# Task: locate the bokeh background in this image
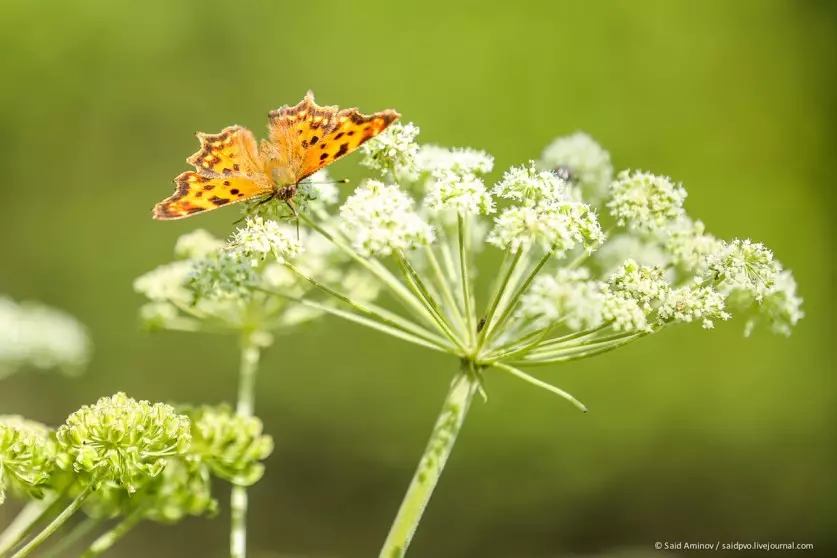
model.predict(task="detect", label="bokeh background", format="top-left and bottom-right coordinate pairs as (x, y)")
top-left (1, 0), bottom-right (834, 557)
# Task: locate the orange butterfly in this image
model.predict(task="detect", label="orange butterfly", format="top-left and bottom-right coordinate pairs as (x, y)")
top-left (153, 91), bottom-right (400, 220)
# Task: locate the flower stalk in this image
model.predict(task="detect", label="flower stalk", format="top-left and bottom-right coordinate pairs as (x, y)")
top-left (10, 484), bottom-right (96, 558)
top-left (230, 331), bottom-right (262, 558)
top-left (378, 365), bottom-right (480, 558)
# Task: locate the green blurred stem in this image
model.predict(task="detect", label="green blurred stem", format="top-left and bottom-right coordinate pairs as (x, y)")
top-left (0, 491), bottom-right (63, 556)
top-left (379, 365), bottom-right (479, 558)
top-left (231, 332), bottom-right (262, 558)
top-left (42, 516), bottom-right (99, 558)
top-left (10, 484), bottom-right (96, 558)
top-left (80, 508), bottom-right (143, 557)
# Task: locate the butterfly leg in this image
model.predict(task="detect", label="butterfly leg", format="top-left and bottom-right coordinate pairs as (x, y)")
top-left (232, 194), bottom-right (276, 225)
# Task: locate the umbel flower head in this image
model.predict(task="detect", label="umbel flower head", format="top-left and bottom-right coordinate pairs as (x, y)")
top-left (135, 202), bottom-right (381, 336)
top-left (183, 122), bottom-right (802, 411)
top-left (0, 296), bottom-right (91, 379)
top-left (185, 404), bottom-right (274, 487)
top-left (56, 393), bottom-right (191, 493)
top-left (77, 403), bottom-right (272, 524)
top-left (0, 416), bottom-right (56, 504)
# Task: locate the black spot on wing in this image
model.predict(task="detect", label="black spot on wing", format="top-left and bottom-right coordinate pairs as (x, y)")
top-left (334, 143), bottom-right (349, 158)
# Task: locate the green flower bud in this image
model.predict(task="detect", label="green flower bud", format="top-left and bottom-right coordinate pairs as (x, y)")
top-left (0, 416), bottom-right (56, 503)
top-left (56, 393), bottom-right (191, 493)
top-left (185, 405), bottom-right (273, 486)
top-left (141, 458), bottom-right (218, 523)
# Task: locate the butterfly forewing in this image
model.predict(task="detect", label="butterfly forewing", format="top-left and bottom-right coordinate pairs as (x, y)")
top-left (153, 172), bottom-right (271, 220)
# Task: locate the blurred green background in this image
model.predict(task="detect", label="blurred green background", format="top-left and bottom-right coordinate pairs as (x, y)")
top-left (1, 0), bottom-right (835, 556)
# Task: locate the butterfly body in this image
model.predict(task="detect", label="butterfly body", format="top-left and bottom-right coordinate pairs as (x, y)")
top-left (153, 92), bottom-right (399, 220)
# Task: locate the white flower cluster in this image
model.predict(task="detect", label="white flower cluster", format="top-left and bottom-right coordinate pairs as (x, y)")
top-left (519, 269), bottom-right (651, 333)
top-left (415, 145), bottom-right (494, 177)
top-left (174, 229), bottom-right (225, 260)
top-left (659, 284), bottom-right (731, 330)
top-left (518, 269), bottom-right (608, 331)
top-left (487, 200), bottom-right (606, 255)
top-left (539, 132), bottom-right (613, 203)
top-left (594, 234), bottom-right (671, 276)
top-left (608, 259), bottom-right (670, 311)
top-left (744, 270), bottom-right (803, 337)
top-left (228, 217), bottom-right (301, 263)
top-left (519, 258), bottom-right (735, 333)
top-left (424, 171), bottom-right (494, 215)
top-left (608, 170), bottom-right (687, 232)
top-left (135, 226), bottom-right (348, 333)
top-left (705, 239), bottom-right (780, 302)
top-left (492, 161), bottom-right (574, 204)
top-left (360, 122), bottom-right (421, 178)
top-left (0, 297), bottom-right (91, 378)
top-left (663, 218), bottom-right (724, 274)
top-left (418, 145), bottom-right (496, 216)
top-left (340, 180), bottom-right (434, 257)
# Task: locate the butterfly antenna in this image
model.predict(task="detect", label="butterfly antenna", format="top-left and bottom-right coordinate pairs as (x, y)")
top-left (306, 178), bottom-right (350, 185)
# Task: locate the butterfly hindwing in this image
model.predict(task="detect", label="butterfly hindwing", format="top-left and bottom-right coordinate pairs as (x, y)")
top-left (153, 172), bottom-right (270, 220)
top-left (267, 91), bottom-right (399, 181)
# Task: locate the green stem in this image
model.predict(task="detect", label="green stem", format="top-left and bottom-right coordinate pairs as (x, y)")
top-left (514, 333), bottom-right (647, 365)
top-left (10, 484), bottom-right (96, 558)
top-left (492, 362), bottom-right (587, 412)
top-left (278, 294), bottom-right (452, 353)
top-left (44, 516), bottom-right (99, 558)
top-left (457, 214), bottom-right (476, 347)
top-left (231, 332), bottom-right (261, 558)
top-left (0, 492), bottom-right (63, 556)
top-left (378, 366), bottom-right (480, 558)
top-left (487, 249), bottom-right (553, 341)
top-left (265, 264), bottom-right (454, 351)
top-left (79, 508), bottom-right (143, 558)
top-left (423, 245), bottom-right (467, 335)
top-left (298, 214), bottom-right (438, 329)
top-left (475, 248), bottom-right (523, 352)
top-left (395, 253), bottom-right (468, 353)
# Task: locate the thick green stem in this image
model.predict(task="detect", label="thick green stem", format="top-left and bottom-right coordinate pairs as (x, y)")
top-left (10, 484), bottom-right (96, 558)
top-left (379, 367), bottom-right (480, 558)
top-left (231, 333), bottom-right (261, 558)
top-left (0, 492), bottom-right (62, 556)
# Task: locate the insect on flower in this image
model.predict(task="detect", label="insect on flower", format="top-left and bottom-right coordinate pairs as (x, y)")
top-left (152, 92), bottom-right (400, 220)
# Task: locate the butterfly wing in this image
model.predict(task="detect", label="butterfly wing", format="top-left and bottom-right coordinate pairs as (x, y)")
top-left (267, 91), bottom-right (400, 182)
top-left (153, 172), bottom-right (272, 220)
top-left (154, 126), bottom-right (272, 220)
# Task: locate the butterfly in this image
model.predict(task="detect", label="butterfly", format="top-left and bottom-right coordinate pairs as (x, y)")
top-left (152, 91), bottom-right (400, 220)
